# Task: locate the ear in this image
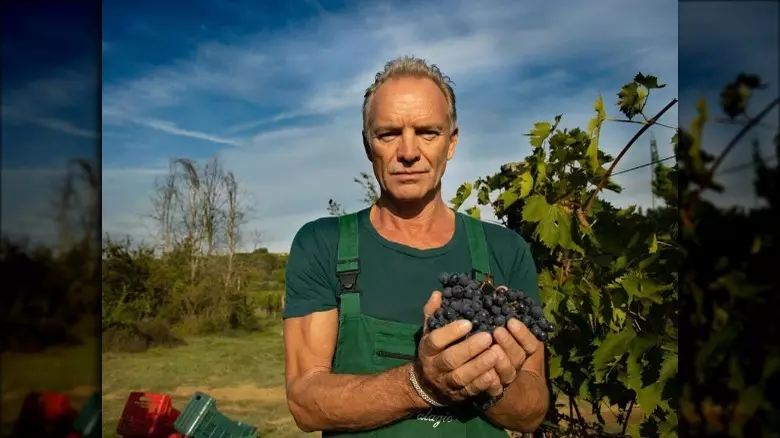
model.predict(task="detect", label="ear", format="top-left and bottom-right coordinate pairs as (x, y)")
top-left (362, 130), bottom-right (373, 161)
top-left (447, 125), bottom-right (459, 161)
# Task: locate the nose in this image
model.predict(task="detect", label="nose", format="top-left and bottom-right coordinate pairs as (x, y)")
top-left (397, 130), bottom-right (421, 164)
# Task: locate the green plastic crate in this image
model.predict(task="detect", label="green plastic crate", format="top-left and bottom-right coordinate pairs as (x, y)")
top-left (73, 391), bottom-right (101, 438)
top-left (174, 392), bottom-right (257, 438)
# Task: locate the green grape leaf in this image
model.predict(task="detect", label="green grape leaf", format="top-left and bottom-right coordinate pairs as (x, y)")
top-left (465, 206), bottom-right (481, 219)
top-left (634, 73), bottom-right (666, 90)
top-left (637, 381), bottom-right (663, 416)
top-left (617, 82), bottom-right (644, 120)
top-left (586, 94), bottom-right (606, 170)
top-left (617, 274), bottom-right (664, 304)
top-left (625, 423), bottom-right (641, 438)
top-left (659, 351), bottom-right (677, 382)
top-left (450, 182), bottom-right (472, 211)
top-left (526, 121), bottom-right (552, 147)
top-left (477, 185), bottom-right (491, 205)
top-left (498, 190), bottom-right (519, 210)
top-left (660, 412), bottom-right (678, 437)
top-left (522, 195), bottom-right (574, 250)
top-left (548, 355), bottom-right (563, 379)
top-left (648, 233), bottom-right (658, 254)
top-left (517, 172), bottom-right (534, 198)
top-left (592, 325), bottom-right (636, 371)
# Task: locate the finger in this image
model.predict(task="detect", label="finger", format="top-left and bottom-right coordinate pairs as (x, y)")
top-left (489, 343), bottom-right (517, 386)
top-left (493, 326), bottom-right (527, 371)
top-left (507, 318), bottom-right (541, 357)
top-left (447, 348), bottom-right (498, 388)
top-left (423, 291), bottom-right (442, 319)
top-left (422, 291), bottom-right (443, 335)
top-left (462, 369), bottom-right (501, 397)
top-left (434, 332), bottom-right (492, 371)
top-left (422, 319), bottom-right (472, 354)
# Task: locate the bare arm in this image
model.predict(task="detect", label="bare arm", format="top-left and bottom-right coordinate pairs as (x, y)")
top-left (284, 309), bottom-right (430, 433)
top-left (483, 340), bottom-right (549, 433)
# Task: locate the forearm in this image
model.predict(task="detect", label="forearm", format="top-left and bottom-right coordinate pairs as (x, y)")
top-left (287, 363), bottom-right (430, 432)
top-left (485, 370), bottom-right (549, 432)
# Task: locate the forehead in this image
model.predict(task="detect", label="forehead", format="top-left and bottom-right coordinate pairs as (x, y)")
top-left (369, 76), bottom-right (449, 125)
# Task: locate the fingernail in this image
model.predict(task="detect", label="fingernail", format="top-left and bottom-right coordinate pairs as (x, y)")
top-left (508, 318), bottom-right (520, 330)
top-left (459, 320), bottom-right (472, 330)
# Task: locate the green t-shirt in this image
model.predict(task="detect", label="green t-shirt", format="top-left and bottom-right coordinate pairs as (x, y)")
top-left (283, 208), bottom-right (539, 324)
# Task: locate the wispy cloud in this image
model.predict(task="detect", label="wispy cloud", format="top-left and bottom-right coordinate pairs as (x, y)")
top-left (129, 118), bottom-right (240, 145)
top-left (99, 0), bottom-right (683, 251)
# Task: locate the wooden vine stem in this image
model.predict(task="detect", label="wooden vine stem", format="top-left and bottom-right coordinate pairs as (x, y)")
top-left (581, 98), bottom-right (679, 223)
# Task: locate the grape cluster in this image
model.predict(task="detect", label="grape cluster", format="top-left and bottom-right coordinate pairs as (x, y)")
top-left (426, 272), bottom-right (556, 342)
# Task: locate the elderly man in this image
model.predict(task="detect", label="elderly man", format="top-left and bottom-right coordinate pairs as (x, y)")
top-left (283, 56), bottom-right (549, 437)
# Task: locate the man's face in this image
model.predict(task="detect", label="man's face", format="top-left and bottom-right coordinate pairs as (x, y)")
top-left (364, 76), bottom-right (458, 203)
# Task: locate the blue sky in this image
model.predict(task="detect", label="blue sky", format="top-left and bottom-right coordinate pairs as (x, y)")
top-left (2, 1), bottom-right (777, 252)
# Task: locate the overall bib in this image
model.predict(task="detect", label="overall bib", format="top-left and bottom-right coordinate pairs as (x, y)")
top-left (325, 212), bottom-right (509, 438)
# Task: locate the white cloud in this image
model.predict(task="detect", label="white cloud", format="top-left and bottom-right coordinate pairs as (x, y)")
top-left (98, 0), bottom-right (683, 252)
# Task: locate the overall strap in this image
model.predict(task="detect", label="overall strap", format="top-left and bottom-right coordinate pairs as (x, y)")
top-left (462, 214), bottom-right (491, 281)
top-left (336, 213), bottom-right (361, 315)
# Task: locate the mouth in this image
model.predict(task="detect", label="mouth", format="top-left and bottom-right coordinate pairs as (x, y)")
top-left (391, 170), bottom-right (430, 176)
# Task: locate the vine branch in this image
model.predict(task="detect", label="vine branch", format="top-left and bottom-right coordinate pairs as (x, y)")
top-left (581, 98), bottom-right (679, 221)
top-left (683, 97), bottom-right (780, 226)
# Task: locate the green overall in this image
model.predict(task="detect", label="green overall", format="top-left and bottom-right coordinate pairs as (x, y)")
top-left (325, 212), bottom-right (509, 438)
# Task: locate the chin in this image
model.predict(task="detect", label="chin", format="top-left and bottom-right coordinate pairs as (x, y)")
top-left (386, 184), bottom-right (435, 203)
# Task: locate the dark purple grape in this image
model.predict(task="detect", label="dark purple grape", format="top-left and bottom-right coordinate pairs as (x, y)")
top-left (434, 308), bottom-right (444, 319)
top-left (442, 299), bottom-right (450, 307)
top-left (443, 287), bottom-right (453, 298)
top-left (463, 288), bottom-right (474, 299)
top-left (463, 309), bottom-right (475, 319)
top-left (453, 286), bottom-right (464, 298)
top-left (493, 316), bottom-right (506, 326)
top-left (491, 306), bottom-right (502, 316)
top-left (521, 315), bottom-right (533, 326)
top-left (444, 308), bottom-right (457, 320)
top-left (501, 305), bottom-right (511, 316)
top-left (458, 274), bottom-right (471, 286)
top-left (545, 323), bottom-right (556, 333)
top-left (449, 273), bottom-right (460, 285)
top-left (439, 273), bottom-right (451, 285)
top-left (483, 296), bottom-right (494, 308)
top-left (450, 300), bottom-right (462, 312)
top-left (494, 295), bottom-right (506, 306)
top-left (516, 290), bottom-right (526, 300)
top-left (427, 318), bottom-right (438, 329)
top-left (531, 306), bottom-right (544, 318)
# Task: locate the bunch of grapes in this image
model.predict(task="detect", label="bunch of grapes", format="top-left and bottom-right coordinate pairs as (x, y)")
top-left (426, 272), bottom-right (556, 342)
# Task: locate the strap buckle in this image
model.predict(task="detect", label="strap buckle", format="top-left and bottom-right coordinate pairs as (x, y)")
top-left (337, 258), bottom-right (360, 293)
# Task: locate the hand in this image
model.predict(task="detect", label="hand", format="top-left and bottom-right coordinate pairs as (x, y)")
top-left (413, 291), bottom-right (504, 405)
top-left (490, 318), bottom-right (543, 387)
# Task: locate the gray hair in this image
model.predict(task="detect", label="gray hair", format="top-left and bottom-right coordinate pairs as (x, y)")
top-left (362, 55), bottom-right (457, 136)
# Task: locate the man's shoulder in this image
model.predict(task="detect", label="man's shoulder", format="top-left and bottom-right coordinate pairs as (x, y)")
top-left (292, 214), bottom-right (340, 248)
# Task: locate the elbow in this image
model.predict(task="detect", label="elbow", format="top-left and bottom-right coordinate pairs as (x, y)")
top-left (287, 393), bottom-right (318, 433)
top-left (286, 381), bottom-right (322, 433)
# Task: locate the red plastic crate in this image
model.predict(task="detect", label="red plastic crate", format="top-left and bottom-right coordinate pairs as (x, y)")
top-left (116, 392), bottom-right (181, 438)
top-left (14, 391), bottom-right (79, 437)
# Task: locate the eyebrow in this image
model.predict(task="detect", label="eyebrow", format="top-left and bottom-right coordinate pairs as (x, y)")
top-left (372, 123), bottom-right (446, 131)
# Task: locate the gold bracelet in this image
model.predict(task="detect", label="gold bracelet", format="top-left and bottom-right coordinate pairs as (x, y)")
top-left (408, 364), bottom-right (446, 408)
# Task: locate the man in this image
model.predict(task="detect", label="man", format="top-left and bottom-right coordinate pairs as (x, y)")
top-left (283, 56), bottom-right (549, 437)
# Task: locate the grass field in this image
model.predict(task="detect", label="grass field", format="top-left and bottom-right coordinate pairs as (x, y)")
top-left (2, 314), bottom-right (642, 437)
top-left (102, 318), bottom-right (314, 438)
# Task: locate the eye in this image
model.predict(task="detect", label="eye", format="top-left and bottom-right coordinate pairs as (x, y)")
top-left (418, 130), bottom-right (440, 140)
top-left (377, 132), bottom-right (399, 141)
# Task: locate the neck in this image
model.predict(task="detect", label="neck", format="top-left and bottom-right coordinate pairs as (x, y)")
top-left (371, 188), bottom-right (453, 234)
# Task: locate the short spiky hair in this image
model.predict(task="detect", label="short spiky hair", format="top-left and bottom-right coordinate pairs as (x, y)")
top-left (362, 55), bottom-right (457, 136)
